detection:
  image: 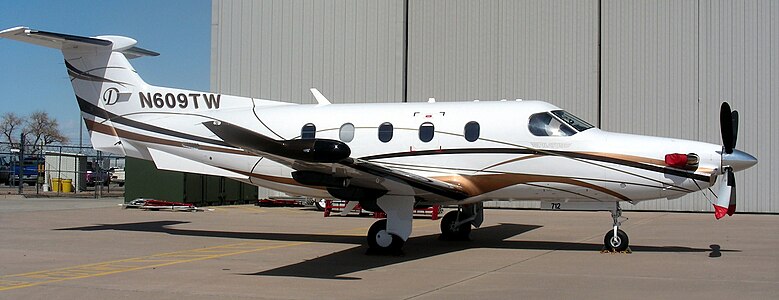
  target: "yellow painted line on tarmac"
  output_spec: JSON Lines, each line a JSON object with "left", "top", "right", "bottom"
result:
{"left": 0, "top": 240, "right": 308, "bottom": 291}
{"left": 0, "top": 217, "right": 443, "bottom": 292}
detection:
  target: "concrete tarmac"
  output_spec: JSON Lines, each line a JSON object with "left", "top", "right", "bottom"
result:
{"left": 0, "top": 200, "right": 777, "bottom": 299}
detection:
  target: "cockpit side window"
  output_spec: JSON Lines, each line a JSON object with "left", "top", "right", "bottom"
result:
{"left": 551, "top": 110, "right": 594, "bottom": 132}
{"left": 528, "top": 112, "right": 576, "bottom": 137}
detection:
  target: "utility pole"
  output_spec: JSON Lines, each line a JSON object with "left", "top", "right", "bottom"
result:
{"left": 18, "top": 132, "right": 24, "bottom": 195}
{"left": 79, "top": 118, "right": 83, "bottom": 153}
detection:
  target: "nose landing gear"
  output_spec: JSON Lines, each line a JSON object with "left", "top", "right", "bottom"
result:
{"left": 603, "top": 203, "right": 631, "bottom": 253}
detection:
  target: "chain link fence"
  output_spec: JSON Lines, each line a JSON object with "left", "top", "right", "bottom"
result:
{"left": 1, "top": 142, "right": 124, "bottom": 198}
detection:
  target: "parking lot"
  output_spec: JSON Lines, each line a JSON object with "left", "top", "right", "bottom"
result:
{"left": 1, "top": 199, "right": 777, "bottom": 299}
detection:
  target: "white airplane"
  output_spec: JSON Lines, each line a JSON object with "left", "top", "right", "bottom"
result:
{"left": 0, "top": 26, "right": 758, "bottom": 253}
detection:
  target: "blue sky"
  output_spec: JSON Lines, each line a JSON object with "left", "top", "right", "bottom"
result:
{"left": 0, "top": 0, "right": 211, "bottom": 145}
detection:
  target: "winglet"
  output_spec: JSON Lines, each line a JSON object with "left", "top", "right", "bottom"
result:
{"left": 310, "top": 88, "right": 331, "bottom": 105}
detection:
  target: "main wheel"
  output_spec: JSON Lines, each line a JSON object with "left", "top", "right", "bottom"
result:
{"left": 603, "top": 229, "right": 629, "bottom": 252}
{"left": 440, "top": 211, "right": 472, "bottom": 240}
{"left": 367, "top": 219, "right": 404, "bottom": 253}
{"left": 314, "top": 199, "right": 327, "bottom": 211}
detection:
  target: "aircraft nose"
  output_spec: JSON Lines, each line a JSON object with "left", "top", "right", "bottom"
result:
{"left": 723, "top": 149, "right": 758, "bottom": 172}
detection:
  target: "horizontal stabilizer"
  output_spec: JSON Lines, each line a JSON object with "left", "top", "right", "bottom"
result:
{"left": 0, "top": 26, "right": 158, "bottom": 58}
{"left": 148, "top": 148, "right": 246, "bottom": 179}
{"left": 0, "top": 26, "right": 110, "bottom": 49}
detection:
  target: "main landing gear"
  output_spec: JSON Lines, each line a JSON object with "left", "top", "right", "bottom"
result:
{"left": 440, "top": 204, "right": 483, "bottom": 241}
{"left": 365, "top": 195, "right": 414, "bottom": 254}
{"left": 367, "top": 219, "right": 405, "bottom": 253}
{"left": 365, "top": 200, "right": 484, "bottom": 254}
{"left": 603, "top": 203, "right": 630, "bottom": 252}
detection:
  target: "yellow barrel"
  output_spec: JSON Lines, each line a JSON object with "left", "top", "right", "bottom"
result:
{"left": 62, "top": 179, "right": 73, "bottom": 193}
{"left": 51, "top": 178, "right": 61, "bottom": 192}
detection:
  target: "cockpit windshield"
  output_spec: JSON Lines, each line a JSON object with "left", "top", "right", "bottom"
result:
{"left": 528, "top": 110, "right": 594, "bottom": 137}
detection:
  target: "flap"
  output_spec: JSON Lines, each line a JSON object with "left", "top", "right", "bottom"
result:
{"left": 148, "top": 148, "right": 247, "bottom": 179}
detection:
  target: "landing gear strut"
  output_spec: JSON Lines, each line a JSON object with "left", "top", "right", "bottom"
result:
{"left": 440, "top": 203, "right": 483, "bottom": 240}
{"left": 603, "top": 203, "right": 630, "bottom": 252}
{"left": 440, "top": 211, "right": 472, "bottom": 240}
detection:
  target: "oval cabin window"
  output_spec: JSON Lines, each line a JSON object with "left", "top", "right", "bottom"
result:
{"left": 301, "top": 123, "right": 316, "bottom": 139}
{"left": 464, "top": 121, "right": 480, "bottom": 142}
{"left": 339, "top": 123, "right": 355, "bottom": 142}
{"left": 419, "top": 122, "right": 434, "bottom": 142}
{"left": 378, "top": 122, "right": 393, "bottom": 143}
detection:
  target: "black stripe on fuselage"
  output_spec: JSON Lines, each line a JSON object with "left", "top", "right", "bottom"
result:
{"left": 361, "top": 148, "right": 711, "bottom": 182}
{"left": 76, "top": 96, "right": 234, "bottom": 148}
{"left": 65, "top": 60, "right": 130, "bottom": 86}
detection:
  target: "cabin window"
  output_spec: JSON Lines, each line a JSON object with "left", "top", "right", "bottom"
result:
{"left": 301, "top": 123, "right": 316, "bottom": 139}
{"left": 464, "top": 121, "right": 480, "bottom": 142}
{"left": 528, "top": 112, "right": 576, "bottom": 137}
{"left": 339, "top": 123, "right": 355, "bottom": 142}
{"left": 419, "top": 122, "right": 434, "bottom": 142}
{"left": 378, "top": 122, "right": 393, "bottom": 143}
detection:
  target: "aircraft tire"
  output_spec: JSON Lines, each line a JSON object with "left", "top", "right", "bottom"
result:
{"left": 314, "top": 199, "right": 326, "bottom": 211}
{"left": 603, "top": 229, "right": 629, "bottom": 252}
{"left": 440, "top": 211, "right": 472, "bottom": 240}
{"left": 367, "top": 219, "right": 404, "bottom": 254}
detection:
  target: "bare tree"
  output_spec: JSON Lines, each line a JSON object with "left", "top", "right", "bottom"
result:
{"left": 23, "top": 111, "right": 69, "bottom": 154}
{"left": 1, "top": 112, "right": 22, "bottom": 149}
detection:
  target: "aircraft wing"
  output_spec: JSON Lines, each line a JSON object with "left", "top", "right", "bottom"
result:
{"left": 203, "top": 121, "right": 470, "bottom": 203}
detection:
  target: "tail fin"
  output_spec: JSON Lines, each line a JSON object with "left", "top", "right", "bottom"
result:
{"left": 0, "top": 26, "right": 158, "bottom": 155}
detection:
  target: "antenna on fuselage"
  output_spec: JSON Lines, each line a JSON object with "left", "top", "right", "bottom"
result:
{"left": 310, "top": 88, "right": 331, "bottom": 105}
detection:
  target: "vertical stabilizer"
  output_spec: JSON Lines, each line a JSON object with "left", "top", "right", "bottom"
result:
{"left": 1, "top": 26, "right": 158, "bottom": 155}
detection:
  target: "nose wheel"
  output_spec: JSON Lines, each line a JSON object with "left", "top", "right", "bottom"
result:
{"left": 603, "top": 203, "right": 630, "bottom": 252}
{"left": 604, "top": 229, "right": 629, "bottom": 252}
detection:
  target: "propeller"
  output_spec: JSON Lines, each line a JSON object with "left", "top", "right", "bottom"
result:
{"left": 715, "top": 167, "right": 736, "bottom": 219}
{"left": 714, "top": 102, "right": 740, "bottom": 219}
{"left": 719, "top": 102, "right": 738, "bottom": 154}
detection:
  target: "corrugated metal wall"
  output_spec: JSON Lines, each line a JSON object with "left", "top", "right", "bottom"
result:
{"left": 212, "top": 0, "right": 778, "bottom": 213}
{"left": 210, "top": 0, "right": 405, "bottom": 104}
{"left": 407, "top": 0, "right": 599, "bottom": 121}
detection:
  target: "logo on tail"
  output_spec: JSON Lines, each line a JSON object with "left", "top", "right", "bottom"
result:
{"left": 102, "top": 87, "right": 120, "bottom": 105}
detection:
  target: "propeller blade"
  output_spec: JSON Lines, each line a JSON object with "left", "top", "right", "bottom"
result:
{"left": 715, "top": 186, "right": 731, "bottom": 219}
{"left": 727, "top": 170, "right": 736, "bottom": 216}
{"left": 720, "top": 102, "right": 734, "bottom": 154}
{"left": 731, "top": 110, "right": 739, "bottom": 149}
{"left": 714, "top": 170, "right": 734, "bottom": 220}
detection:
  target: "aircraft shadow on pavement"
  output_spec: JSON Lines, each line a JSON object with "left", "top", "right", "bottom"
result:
{"left": 58, "top": 221, "right": 732, "bottom": 280}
